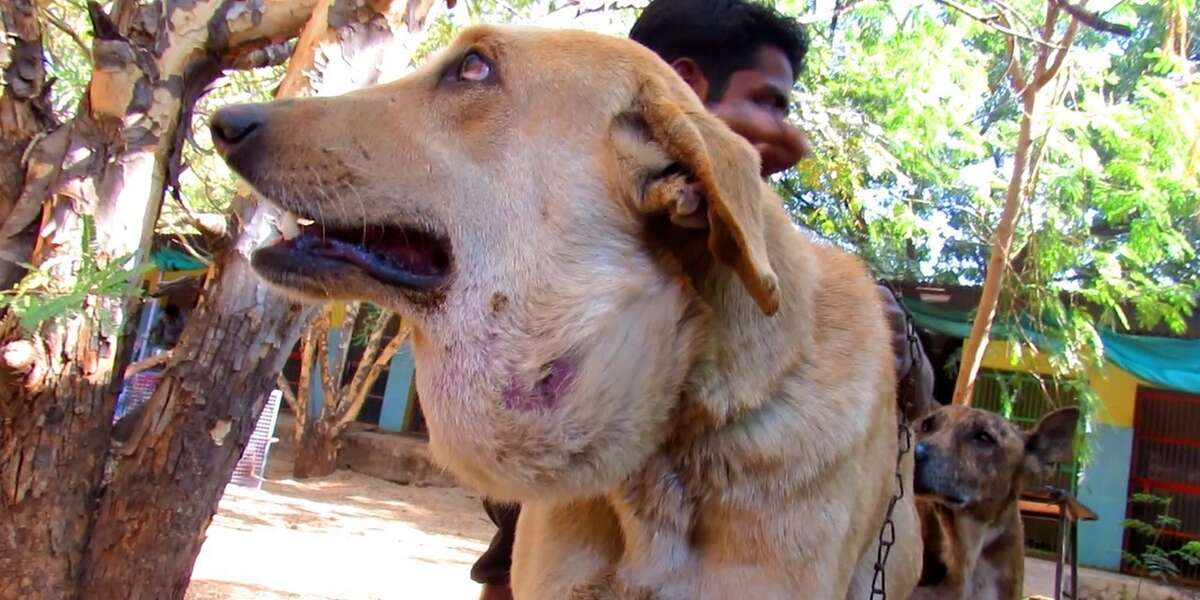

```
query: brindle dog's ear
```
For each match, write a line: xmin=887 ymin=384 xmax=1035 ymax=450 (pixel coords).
xmin=628 ymin=79 xmax=780 ymax=316
xmin=1023 ymin=407 xmax=1080 ymax=479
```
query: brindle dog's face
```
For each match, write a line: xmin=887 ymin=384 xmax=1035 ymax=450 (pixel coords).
xmin=913 ymin=405 xmax=1078 ymax=519
xmin=210 ymin=25 xmax=776 ymax=502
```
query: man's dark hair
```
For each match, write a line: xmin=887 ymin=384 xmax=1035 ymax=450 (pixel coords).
xmin=629 ymin=0 xmax=809 ymax=102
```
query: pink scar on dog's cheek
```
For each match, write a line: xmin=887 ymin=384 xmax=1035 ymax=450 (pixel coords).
xmin=503 ymin=358 xmax=576 ymax=411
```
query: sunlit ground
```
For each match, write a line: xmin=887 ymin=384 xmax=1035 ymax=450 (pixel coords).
xmin=186 ymin=434 xmax=1195 ymax=600
xmin=186 ymin=442 xmax=491 ymax=600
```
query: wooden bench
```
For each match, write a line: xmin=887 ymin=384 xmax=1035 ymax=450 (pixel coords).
xmin=1020 ymin=486 xmax=1099 ymax=600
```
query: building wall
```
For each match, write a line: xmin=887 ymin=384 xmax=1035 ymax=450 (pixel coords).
xmin=979 ymin=340 xmax=1139 ymax=571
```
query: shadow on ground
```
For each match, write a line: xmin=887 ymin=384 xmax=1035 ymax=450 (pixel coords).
xmin=186 ymin=425 xmax=491 ymax=600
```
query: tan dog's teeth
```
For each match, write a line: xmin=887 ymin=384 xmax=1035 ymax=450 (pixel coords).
xmin=297 ymin=218 xmax=315 ymax=226
xmin=279 ymin=212 xmax=300 ymax=240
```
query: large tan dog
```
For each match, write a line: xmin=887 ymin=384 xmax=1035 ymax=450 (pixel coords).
xmin=212 ymin=25 xmax=921 ymax=599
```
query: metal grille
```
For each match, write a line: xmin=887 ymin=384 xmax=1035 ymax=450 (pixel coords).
xmin=116 ymin=371 xmax=282 ymax=489
xmin=1126 ymin=387 xmax=1200 ymax=582
xmin=230 ymin=390 xmax=283 ymax=490
xmin=973 ymin=369 xmax=1081 ymax=431
xmin=113 ymin=369 xmax=162 ymax=423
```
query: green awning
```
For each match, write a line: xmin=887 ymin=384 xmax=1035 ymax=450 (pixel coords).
xmin=902 ymin=298 xmax=1200 ymax=396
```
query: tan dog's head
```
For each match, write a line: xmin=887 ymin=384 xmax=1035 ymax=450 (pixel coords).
xmin=211 ymin=25 xmax=780 ymax=501
xmin=913 ymin=405 xmax=1079 ymax=520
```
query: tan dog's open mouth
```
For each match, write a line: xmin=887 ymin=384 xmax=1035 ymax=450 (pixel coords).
xmin=252 ymin=217 xmax=453 ymax=293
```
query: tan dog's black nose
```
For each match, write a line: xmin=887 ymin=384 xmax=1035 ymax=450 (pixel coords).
xmin=210 ymin=104 xmax=265 ymax=158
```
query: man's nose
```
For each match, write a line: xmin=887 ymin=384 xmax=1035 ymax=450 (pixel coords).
xmin=760 ymin=121 xmax=813 ymax=176
xmin=785 ymin=121 xmax=813 ymax=162
xmin=210 ymin=103 xmax=267 ymax=158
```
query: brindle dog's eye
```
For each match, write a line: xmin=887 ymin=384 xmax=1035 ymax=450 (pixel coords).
xmin=458 ymin=52 xmax=491 ymax=82
xmin=973 ymin=430 xmax=996 ymax=445
xmin=920 ymin=417 xmax=935 ymax=433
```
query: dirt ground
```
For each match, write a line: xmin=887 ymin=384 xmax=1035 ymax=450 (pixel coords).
xmin=186 ymin=442 xmax=492 ymax=600
xmin=186 ymin=428 xmax=1197 ymax=600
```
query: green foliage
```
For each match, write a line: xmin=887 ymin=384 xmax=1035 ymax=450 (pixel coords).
xmin=172 ymin=66 xmax=287 ymax=224
xmin=21 ymin=0 xmax=1197 ymax=407
xmin=39 ymin=0 xmax=95 ymax=114
xmin=776 ymin=0 xmax=1199 ymax=394
xmin=0 ymin=216 xmax=150 ymax=332
xmin=1122 ymin=493 xmax=1200 ymax=582
xmin=350 ymin=303 xmax=397 ymax=345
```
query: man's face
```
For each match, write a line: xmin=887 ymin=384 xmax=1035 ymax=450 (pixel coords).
xmin=695 ymin=47 xmax=812 ymax=177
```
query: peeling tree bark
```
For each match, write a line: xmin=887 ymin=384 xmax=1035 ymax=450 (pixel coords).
xmin=0 ymin=0 xmax=55 ymax=288
xmin=73 ymin=0 xmax=442 ymax=595
xmin=0 ymin=0 xmax=318 ymax=595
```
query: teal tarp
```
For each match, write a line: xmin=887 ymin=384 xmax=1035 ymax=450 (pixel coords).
xmin=150 ymin=247 xmax=206 ymax=272
xmin=902 ymin=298 xmax=1200 ymax=396
xmin=1101 ymin=332 xmax=1200 ymax=397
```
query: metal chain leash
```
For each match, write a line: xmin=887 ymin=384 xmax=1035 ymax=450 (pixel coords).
xmin=869 ymin=281 xmax=920 ymax=600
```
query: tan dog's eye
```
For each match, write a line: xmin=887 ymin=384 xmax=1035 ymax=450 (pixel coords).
xmin=458 ymin=52 xmax=491 ymax=82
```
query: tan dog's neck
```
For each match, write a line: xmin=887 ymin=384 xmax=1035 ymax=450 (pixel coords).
xmin=605 ymin=197 xmax=904 ymax=597
xmin=677 ymin=195 xmax=818 ymax=428
xmin=922 ymin=499 xmax=1025 ymax=600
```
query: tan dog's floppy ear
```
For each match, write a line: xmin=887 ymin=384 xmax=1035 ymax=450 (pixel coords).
xmin=631 ymin=79 xmax=780 ymax=316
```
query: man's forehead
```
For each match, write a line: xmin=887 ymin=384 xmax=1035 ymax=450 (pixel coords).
xmin=752 ymin=46 xmax=796 ymax=85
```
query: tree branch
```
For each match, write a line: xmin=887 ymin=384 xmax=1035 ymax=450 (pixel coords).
xmin=985 ymin=0 xmax=1040 ymax=39
xmin=123 ymin=351 xmax=171 ymax=378
xmin=936 ymin=0 xmax=1064 ymax=49
xmin=1034 ymin=0 xmax=1063 ymax=75
xmin=229 ymin=40 xmax=297 ymax=70
xmin=276 ymin=373 xmax=301 ymax=417
xmin=796 ymin=0 xmax=871 ymax=25
xmin=330 ymin=303 xmax=359 ymax=385
xmin=994 ymin=7 xmax=1028 ymax=92
xmin=314 ymin=320 xmax=337 ymax=419
xmin=1054 ymin=0 xmax=1132 ymax=36
xmin=295 ymin=320 xmax=321 ymax=435
xmin=336 ymin=317 xmax=408 ymax=431
xmin=40 ymin=8 xmax=91 ymax=57
xmin=1037 ymin=14 xmax=1081 ymax=88
xmin=331 ymin=308 xmax=388 ymax=418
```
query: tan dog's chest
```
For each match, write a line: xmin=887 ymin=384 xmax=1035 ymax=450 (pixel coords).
xmin=512 ymin=408 xmax=916 ymax=600
xmin=511 ymin=223 xmax=923 ymax=600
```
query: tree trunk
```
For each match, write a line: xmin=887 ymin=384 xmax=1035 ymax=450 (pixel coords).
xmin=289 ymin=307 xmax=406 ymax=478
xmin=0 ymin=0 xmax=318 ymax=594
xmin=294 ymin=416 xmax=339 ymax=478
xmin=291 ymin=304 xmax=354 ymax=478
xmin=75 ymin=0 xmax=443 ymax=596
xmin=1162 ymin=0 xmax=1188 ymax=60
xmin=0 ymin=0 xmax=55 ymax=289
xmin=951 ymin=1 xmax=1081 ymax=405
xmin=951 ymin=92 xmax=1038 ymax=406
xmin=334 ymin=313 xmax=407 ymax=430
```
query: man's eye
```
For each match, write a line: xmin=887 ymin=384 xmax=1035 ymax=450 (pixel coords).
xmin=458 ymin=52 xmax=491 ymax=82
xmin=755 ymin=94 xmax=788 ymax=115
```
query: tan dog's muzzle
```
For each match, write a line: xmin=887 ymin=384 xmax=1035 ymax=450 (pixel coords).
xmin=212 ymin=101 xmax=455 ymax=300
